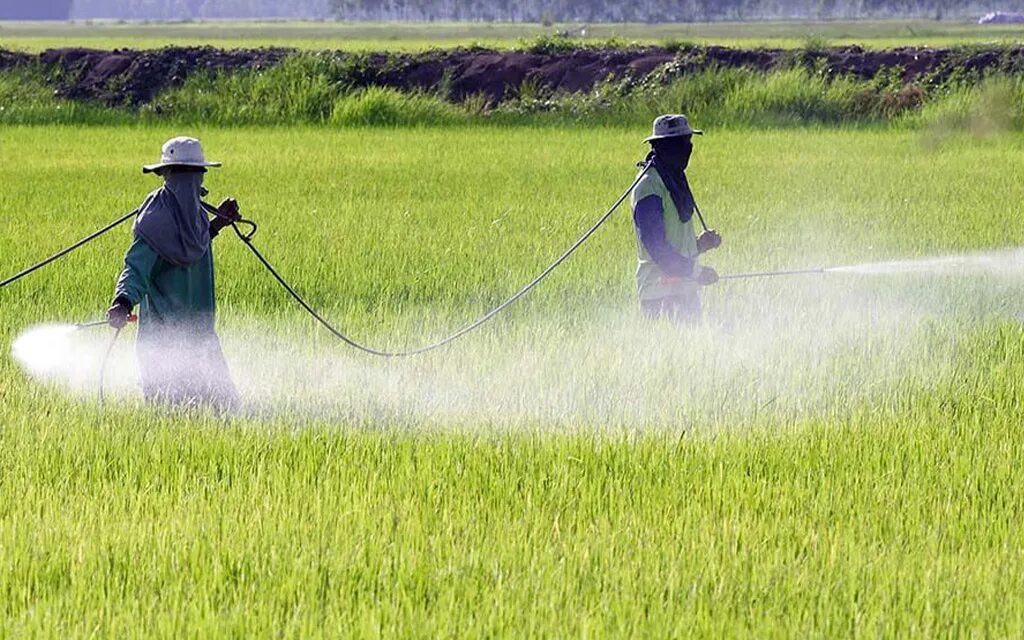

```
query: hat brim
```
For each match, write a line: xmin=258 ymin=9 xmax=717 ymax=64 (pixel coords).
xmin=644 ymin=130 xmax=703 ymax=142
xmin=142 ymin=161 xmax=222 ymax=174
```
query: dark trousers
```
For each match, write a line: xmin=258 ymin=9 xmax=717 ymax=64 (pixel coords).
xmin=138 ymin=330 xmax=239 ymax=412
xmin=641 ymin=292 xmax=702 ymax=322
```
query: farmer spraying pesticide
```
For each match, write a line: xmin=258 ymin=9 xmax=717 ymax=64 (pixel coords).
xmin=106 ymin=137 xmax=241 ymax=409
xmin=632 ymin=115 xmax=722 ymax=321
xmin=4 ymin=122 xmax=796 ymax=391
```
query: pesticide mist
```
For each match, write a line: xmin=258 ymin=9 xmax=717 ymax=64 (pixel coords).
xmin=11 ymin=324 xmax=139 ymax=397
xmin=12 ymin=247 xmax=1024 ymax=430
xmin=827 ymin=247 xmax=1024 ymax=276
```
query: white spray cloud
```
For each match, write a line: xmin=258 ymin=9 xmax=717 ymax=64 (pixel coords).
xmin=10 ymin=248 xmax=1024 ymax=430
xmin=11 ymin=323 xmax=139 ymax=398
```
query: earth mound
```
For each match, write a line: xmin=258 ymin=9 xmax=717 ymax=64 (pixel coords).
xmin=32 ymin=46 xmax=289 ymax=105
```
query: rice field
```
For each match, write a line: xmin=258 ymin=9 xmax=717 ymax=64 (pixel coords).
xmin=2 ymin=121 xmax=1024 ymax=635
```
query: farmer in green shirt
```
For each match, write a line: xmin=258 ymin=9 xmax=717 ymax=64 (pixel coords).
xmin=107 ymin=137 xmax=241 ymax=410
xmin=631 ymin=114 xmax=721 ymax=321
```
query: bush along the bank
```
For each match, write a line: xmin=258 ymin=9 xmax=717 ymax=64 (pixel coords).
xmin=5 ymin=42 xmax=1024 ymax=128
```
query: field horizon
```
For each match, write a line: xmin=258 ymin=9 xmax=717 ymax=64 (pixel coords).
xmin=4 ymin=17 xmax=1024 ymax=51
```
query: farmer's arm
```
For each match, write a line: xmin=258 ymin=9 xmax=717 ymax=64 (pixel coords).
xmin=205 ymin=198 xmax=240 ymax=239
xmin=633 ymin=194 xmax=696 ymax=277
xmin=208 ymin=217 xmax=228 ymax=239
xmin=113 ymin=236 xmax=159 ymax=307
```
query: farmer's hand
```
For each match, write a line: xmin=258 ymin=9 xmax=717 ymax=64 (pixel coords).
xmin=216 ymin=198 xmax=241 ymax=222
xmin=107 ymin=299 xmax=132 ymax=329
xmin=696 ymin=229 xmax=722 ymax=253
xmin=697 ymin=266 xmax=719 ymax=286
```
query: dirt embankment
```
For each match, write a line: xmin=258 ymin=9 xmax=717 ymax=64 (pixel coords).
xmin=2 ymin=44 xmax=1023 ymax=107
xmin=36 ymin=47 xmax=289 ymax=105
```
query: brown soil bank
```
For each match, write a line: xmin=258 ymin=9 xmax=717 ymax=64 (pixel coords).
xmin=2 ymin=44 xmax=1024 ymax=107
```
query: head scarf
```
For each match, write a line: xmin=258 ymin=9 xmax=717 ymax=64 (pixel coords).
xmin=133 ymin=172 xmax=210 ymax=267
xmin=640 ymin=148 xmax=696 ymax=224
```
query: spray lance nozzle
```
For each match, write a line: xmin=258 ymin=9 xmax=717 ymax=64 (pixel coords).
xmin=75 ymin=315 xmax=137 ymax=330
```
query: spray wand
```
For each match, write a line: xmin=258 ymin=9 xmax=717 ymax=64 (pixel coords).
xmin=719 ymin=267 xmax=827 ymax=281
xmin=75 ymin=315 xmax=137 ymax=330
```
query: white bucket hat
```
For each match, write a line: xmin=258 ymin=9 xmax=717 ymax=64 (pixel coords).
xmin=142 ymin=136 xmax=222 ymax=173
xmin=644 ymin=114 xmax=703 ymax=142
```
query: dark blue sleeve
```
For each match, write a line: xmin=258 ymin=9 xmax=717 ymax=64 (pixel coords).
xmin=203 ymin=200 xmax=229 ymax=239
xmin=633 ymin=194 xmax=695 ymax=277
xmin=208 ymin=216 xmax=229 ymax=239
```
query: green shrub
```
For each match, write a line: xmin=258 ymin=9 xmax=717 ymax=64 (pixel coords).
xmin=518 ymin=34 xmax=584 ymax=55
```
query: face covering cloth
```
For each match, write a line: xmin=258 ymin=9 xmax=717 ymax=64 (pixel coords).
xmin=133 ymin=172 xmax=210 ymax=268
xmin=647 ymin=141 xmax=696 ymax=224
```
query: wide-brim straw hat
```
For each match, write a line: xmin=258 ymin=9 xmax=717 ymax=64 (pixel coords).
xmin=644 ymin=114 xmax=703 ymax=142
xmin=143 ymin=136 xmax=222 ymax=173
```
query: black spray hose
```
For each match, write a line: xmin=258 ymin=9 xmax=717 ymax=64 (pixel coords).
xmin=98 ymin=326 xmax=122 ymax=406
xmin=693 ymin=201 xmax=710 ymax=233
xmin=0 ymin=208 xmax=139 ymax=290
xmin=2 ymin=165 xmax=817 ymax=364
xmin=217 ymin=162 xmax=654 ymax=358
xmin=75 ymin=316 xmax=137 ymax=405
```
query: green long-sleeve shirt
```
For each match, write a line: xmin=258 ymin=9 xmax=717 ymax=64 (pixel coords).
xmin=114 ymin=236 xmax=218 ymax=336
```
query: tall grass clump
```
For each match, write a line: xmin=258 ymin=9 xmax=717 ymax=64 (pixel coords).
xmin=720 ymin=68 xmax=865 ymax=125
xmin=491 ymin=67 xmax=746 ymax=125
xmin=329 ymin=86 xmax=464 ymax=126
xmin=147 ymin=54 xmax=343 ymax=125
xmin=913 ymin=75 xmax=1024 ymax=135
